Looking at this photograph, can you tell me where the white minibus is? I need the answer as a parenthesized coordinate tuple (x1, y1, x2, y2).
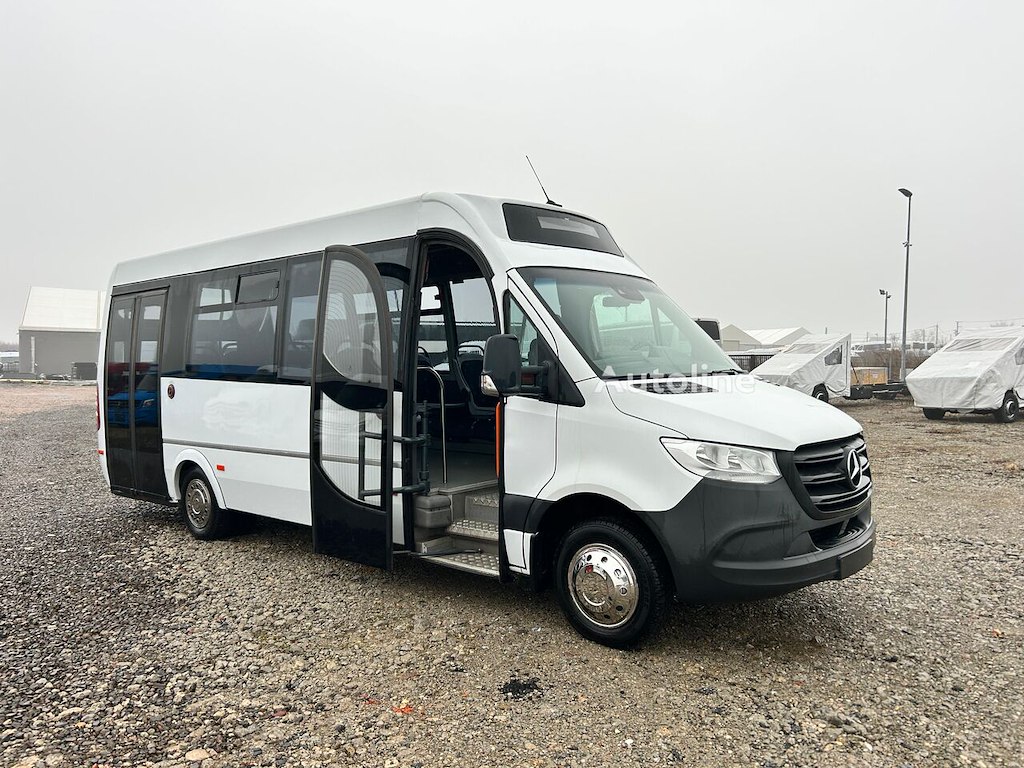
(98, 193, 875, 647)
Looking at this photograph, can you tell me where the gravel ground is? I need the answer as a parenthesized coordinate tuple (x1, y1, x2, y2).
(1, 383, 1022, 768)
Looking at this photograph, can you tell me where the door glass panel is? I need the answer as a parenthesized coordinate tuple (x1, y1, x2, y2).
(318, 259, 387, 509)
(134, 293, 166, 494)
(105, 297, 134, 488)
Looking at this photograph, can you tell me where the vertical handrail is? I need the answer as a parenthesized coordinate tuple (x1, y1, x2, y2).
(357, 411, 366, 501)
(417, 366, 447, 484)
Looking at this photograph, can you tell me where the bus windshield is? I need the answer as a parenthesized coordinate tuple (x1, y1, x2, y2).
(519, 267, 738, 379)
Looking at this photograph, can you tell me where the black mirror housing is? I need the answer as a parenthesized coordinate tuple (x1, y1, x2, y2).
(483, 334, 521, 395)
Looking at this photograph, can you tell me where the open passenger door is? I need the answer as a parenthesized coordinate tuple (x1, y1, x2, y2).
(311, 246, 395, 568)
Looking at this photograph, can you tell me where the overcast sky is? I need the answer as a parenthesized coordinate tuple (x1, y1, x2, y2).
(2, 1, 1021, 343)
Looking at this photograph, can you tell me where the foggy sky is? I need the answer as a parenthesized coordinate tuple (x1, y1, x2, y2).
(2, 1, 1022, 343)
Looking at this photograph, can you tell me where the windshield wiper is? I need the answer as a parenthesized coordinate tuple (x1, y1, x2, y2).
(697, 368, 742, 376)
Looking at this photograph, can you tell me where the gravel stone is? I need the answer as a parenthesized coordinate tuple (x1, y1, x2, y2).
(1, 383, 1022, 766)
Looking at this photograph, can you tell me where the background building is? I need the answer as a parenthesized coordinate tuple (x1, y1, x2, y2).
(720, 324, 761, 352)
(19, 287, 104, 378)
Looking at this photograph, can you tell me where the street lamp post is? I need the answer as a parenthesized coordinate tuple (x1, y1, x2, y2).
(879, 288, 891, 381)
(898, 188, 913, 381)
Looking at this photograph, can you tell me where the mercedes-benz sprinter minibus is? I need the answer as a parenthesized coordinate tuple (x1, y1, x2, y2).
(98, 193, 875, 647)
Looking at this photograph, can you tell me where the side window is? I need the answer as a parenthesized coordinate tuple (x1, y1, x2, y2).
(1015, 342, 1024, 366)
(508, 297, 542, 365)
(188, 270, 279, 379)
(417, 286, 447, 366)
(824, 346, 843, 366)
(281, 258, 321, 379)
(450, 277, 497, 358)
(238, 271, 279, 304)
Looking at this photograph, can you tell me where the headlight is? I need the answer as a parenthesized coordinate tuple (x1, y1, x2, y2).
(661, 438, 780, 484)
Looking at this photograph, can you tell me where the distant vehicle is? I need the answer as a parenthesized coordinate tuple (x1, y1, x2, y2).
(751, 334, 855, 403)
(851, 341, 887, 358)
(694, 318, 721, 345)
(905, 328, 1024, 422)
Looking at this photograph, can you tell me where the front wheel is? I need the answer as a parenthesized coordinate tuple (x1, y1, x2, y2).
(554, 519, 671, 648)
(181, 468, 233, 540)
(994, 392, 1019, 423)
(812, 385, 829, 403)
(923, 408, 945, 421)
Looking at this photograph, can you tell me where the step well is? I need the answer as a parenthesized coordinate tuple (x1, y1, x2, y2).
(419, 550, 499, 578)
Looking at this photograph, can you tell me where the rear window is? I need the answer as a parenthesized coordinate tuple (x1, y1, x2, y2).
(503, 203, 622, 256)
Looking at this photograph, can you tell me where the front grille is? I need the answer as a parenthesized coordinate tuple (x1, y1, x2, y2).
(792, 435, 871, 517)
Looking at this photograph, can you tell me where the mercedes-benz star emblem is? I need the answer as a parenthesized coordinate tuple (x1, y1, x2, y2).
(846, 449, 863, 489)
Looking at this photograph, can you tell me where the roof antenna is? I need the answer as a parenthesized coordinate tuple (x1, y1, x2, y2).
(525, 155, 561, 207)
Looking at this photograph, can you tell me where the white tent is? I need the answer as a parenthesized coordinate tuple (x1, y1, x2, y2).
(751, 333, 851, 402)
(905, 327, 1024, 421)
(746, 327, 810, 349)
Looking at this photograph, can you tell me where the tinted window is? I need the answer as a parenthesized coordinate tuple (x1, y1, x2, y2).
(198, 277, 233, 307)
(237, 271, 280, 304)
(188, 269, 279, 380)
(281, 258, 321, 380)
(189, 305, 278, 378)
(824, 346, 843, 366)
(503, 204, 622, 256)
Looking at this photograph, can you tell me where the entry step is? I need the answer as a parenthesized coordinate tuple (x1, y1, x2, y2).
(446, 518, 499, 543)
(465, 491, 499, 523)
(420, 551, 499, 578)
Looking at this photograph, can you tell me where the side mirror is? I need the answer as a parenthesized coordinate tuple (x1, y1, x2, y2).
(482, 334, 521, 396)
(482, 334, 551, 398)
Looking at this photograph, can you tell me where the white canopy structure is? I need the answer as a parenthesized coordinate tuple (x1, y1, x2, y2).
(751, 333, 851, 402)
(746, 327, 810, 349)
(906, 327, 1024, 421)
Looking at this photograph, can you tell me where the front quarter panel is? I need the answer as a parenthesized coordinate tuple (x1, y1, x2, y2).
(543, 382, 698, 511)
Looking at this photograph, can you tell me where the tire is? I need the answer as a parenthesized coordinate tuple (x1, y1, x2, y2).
(812, 385, 829, 404)
(554, 518, 671, 649)
(923, 408, 945, 421)
(994, 392, 1019, 424)
(180, 468, 233, 540)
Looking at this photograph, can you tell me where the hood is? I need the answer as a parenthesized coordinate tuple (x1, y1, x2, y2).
(604, 374, 861, 451)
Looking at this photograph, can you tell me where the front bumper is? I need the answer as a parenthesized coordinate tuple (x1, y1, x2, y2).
(639, 475, 875, 601)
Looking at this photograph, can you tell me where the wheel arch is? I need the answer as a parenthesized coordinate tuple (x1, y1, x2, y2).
(526, 492, 674, 596)
(168, 449, 227, 508)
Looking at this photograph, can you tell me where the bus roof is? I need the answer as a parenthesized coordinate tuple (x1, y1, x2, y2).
(108, 192, 644, 288)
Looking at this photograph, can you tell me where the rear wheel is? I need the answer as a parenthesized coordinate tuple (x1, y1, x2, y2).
(994, 392, 1019, 423)
(923, 408, 945, 421)
(181, 468, 233, 540)
(812, 385, 829, 403)
(554, 519, 670, 648)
